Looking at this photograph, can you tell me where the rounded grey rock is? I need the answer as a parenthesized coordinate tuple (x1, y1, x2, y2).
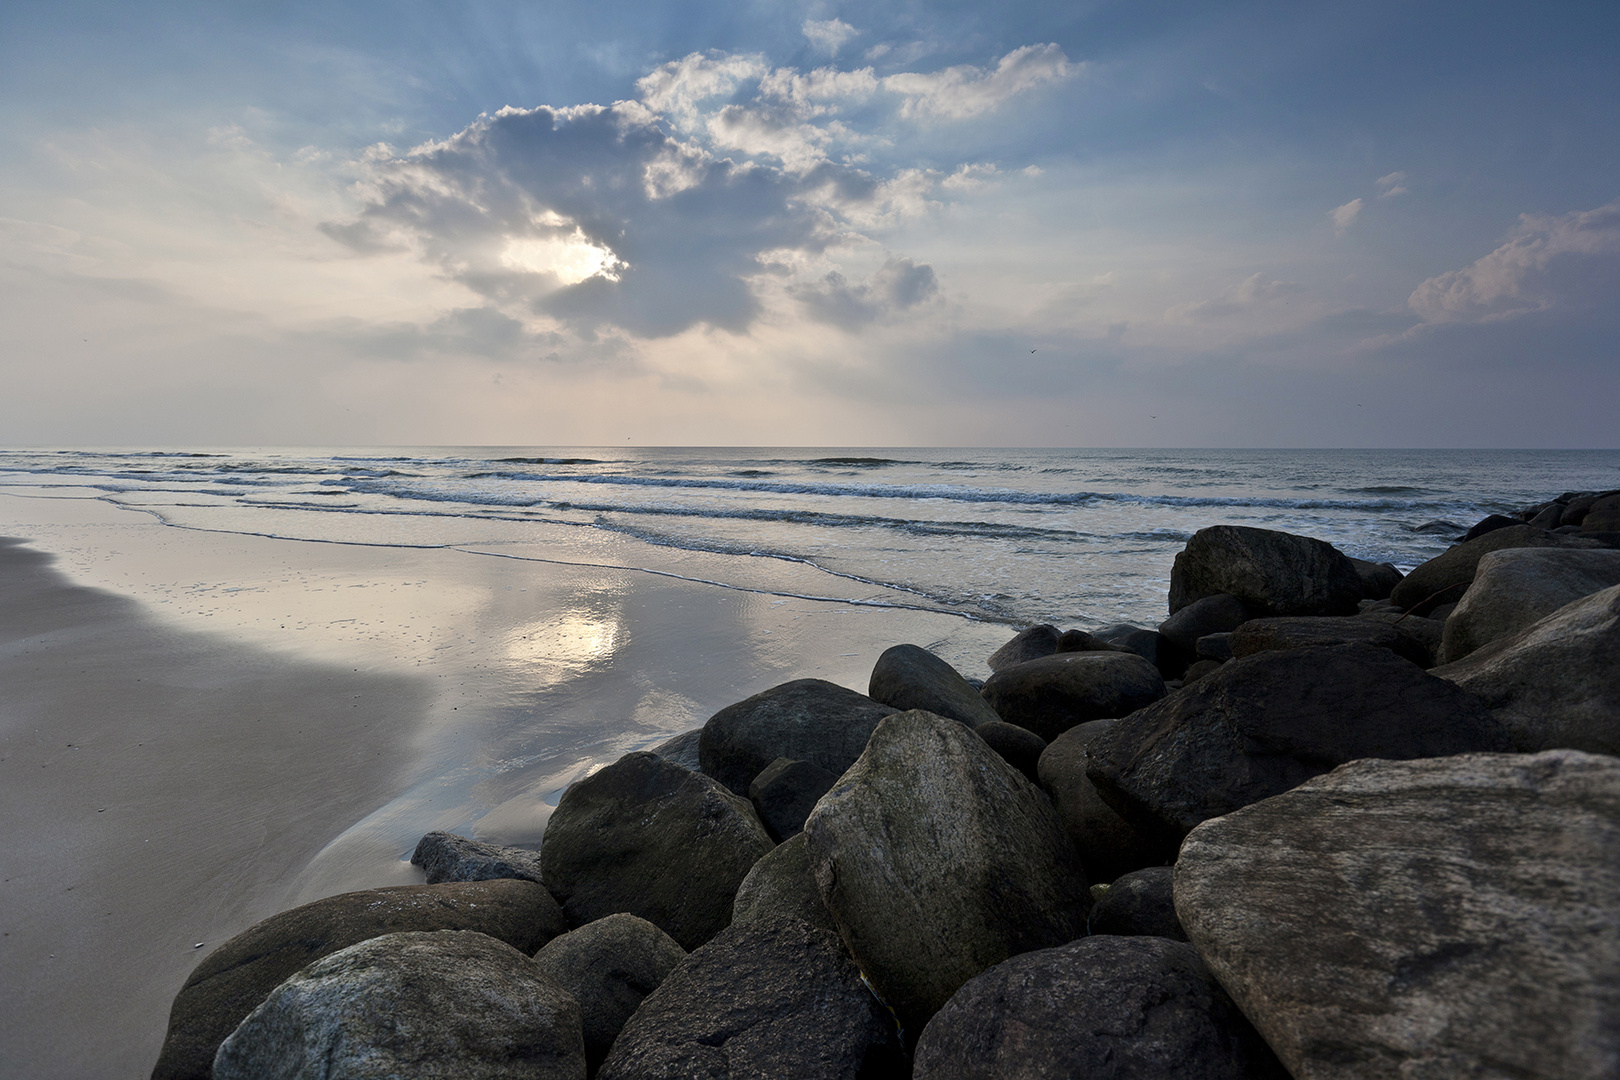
(213, 930, 585, 1080)
(913, 935, 1286, 1080)
(532, 913, 686, 1072)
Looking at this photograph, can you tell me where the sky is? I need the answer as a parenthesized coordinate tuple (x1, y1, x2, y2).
(1, 0, 1616, 447)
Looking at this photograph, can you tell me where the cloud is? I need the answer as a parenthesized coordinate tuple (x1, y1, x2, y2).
(1166, 272, 1303, 322)
(1407, 198, 1620, 324)
(882, 44, 1073, 120)
(635, 52, 770, 129)
(1330, 198, 1363, 233)
(941, 163, 1000, 193)
(802, 18, 859, 56)
(1376, 171, 1408, 198)
(794, 256, 939, 329)
(313, 41, 1076, 344)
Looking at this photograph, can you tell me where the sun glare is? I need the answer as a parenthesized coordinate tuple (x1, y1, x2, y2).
(501, 230, 626, 284)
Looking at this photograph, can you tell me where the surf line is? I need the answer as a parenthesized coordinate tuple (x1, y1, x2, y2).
(450, 545, 1015, 625)
(49, 492, 1010, 625)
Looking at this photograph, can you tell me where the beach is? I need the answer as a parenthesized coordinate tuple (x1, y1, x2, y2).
(3, 448, 1618, 1076)
(0, 486, 1007, 1079)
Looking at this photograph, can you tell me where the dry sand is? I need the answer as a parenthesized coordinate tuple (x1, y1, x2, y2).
(0, 538, 431, 1079)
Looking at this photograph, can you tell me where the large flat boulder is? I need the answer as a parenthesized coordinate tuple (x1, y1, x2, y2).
(1086, 643, 1509, 845)
(152, 879, 566, 1080)
(699, 678, 896, 795)
(1037, 719, 1169, 881)
(1432, 584, 1620, 754)
(869, 642, 1003, 727)
(532, 914, 686, 1072)
(212, 930, 585, 1080)
(979, 652, 1166, 742)
(596, 915, 904, 1080)
(1389, 524, 1604, 613)
(1229, 615, 1431, 665)
(803, 710, 1090, 1035)
(1174, 751, 1620, 1080)
(539, 752, 773, 951)
(912, 935, 1286, 1080)
(1167, 525, 1363, 618)
(1437, 548, 1620, 664)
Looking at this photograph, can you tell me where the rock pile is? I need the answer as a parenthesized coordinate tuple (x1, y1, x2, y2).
(154, 505, 1620, 1079)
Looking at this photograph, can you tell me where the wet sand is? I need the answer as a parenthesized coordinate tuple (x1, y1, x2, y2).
(0, 539, 432, 1079)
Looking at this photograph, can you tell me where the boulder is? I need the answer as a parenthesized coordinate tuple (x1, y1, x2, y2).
(1037, 720, 1169, 880)
(699, 679, 896, 796)
(868, 643, 1002, 727)
(1086, 644, 1509, 845)
(747, 757, 837, 842)
(152, 880, 566, 1080)
(1436, 548, 1620, 664)
(986, 624, 1060, 671)
(596, 916, 905, 1080)
(1181, 659, 1223, 684)
(1088, 866, 1185, 940)
(1174, 751, 1620, 1080)
(1195, 632, 1234, 661)
(973, 720, 1047, 783)
(1357, 609, 1445, 666)
(979, 652, 1166, 742)
(1389, 524, 1603, 613)
(411, 831, 545, 885)
(731, 832, 838, 934)
(1058, 627, 1128, 652)
(1158, 593, 1250, 654)
(803, 710, 1090, 1035)
(1432, 584, 1620, 755)
(1349, 556, 1403, 600)
(912, 935, 1286, 1080)
(1090, 623, 1166, 669)
(647, 728, 703, 771)
(1583, 492, 1620, 533)
(1229, 615, 1431, 665)
(1460, 513, 1519, 542)
(539, 752, 773, 951)
(1167, 525, 1363, 618)
(532, 914, 686, 1072)
(212, 930, 585, 1080)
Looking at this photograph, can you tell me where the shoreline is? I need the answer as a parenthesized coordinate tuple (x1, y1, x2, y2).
(0, 489, 1010, 1079)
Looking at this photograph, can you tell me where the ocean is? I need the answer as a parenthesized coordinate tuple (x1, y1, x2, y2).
(4, 446, 1618, 632)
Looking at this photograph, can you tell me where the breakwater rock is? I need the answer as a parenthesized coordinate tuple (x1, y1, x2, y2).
(156, 502, 1620, 1079)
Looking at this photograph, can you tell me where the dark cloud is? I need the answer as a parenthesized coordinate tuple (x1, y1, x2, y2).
(794, 256, 938, 329)
(322, 102, 925, 338)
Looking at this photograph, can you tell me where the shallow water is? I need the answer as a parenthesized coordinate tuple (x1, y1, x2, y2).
(6, 446, 1617, 631)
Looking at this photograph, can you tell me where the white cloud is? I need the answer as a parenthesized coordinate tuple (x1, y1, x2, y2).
(1376, 171, 1408, 198)
(882, 44, 1074, 120)
(941, 162, 1000, 192)
(635, 52, 770, 128)
(1330, 197, 1363, 233)
(802, 18, 859, 56)
(1165, 272, 1302, 322)
(1407, 199, 1620, 324)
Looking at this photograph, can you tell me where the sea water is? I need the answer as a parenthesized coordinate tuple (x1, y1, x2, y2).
(3, 446, 1617, 631)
